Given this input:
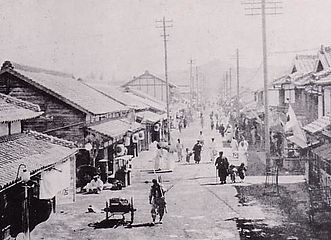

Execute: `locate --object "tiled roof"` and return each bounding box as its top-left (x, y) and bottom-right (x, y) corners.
top-left (0, 93), bottom-right (42, 122)
top-left (122, 70), bottom-right (177, 88)
top-left (88, 118), bottom-right (144, 141)
top-left (0, 131), bottom-right (77, 191)
top-left (273, 54), bottom-right (317, 87)
top-left (123, 87), bottom-right (166, 112)
top-left (316, 46), bottom-right (331, 70)
top-left (272, 75), bottom-right (290, 86)
top-left (1, 62), bottom-right (128, 115)
top-left (292, 55), bottom-right (318, 74)
top-left (303, 114), bottom-right (331, 134)
top-left (314, 73), bottom-right (331, 86)
top-left (85, 83), bottom-right (148, 111)
top-left (136, 110), bottom-right (166, 124)
top-left (293, 73), bottom-right (314, 86)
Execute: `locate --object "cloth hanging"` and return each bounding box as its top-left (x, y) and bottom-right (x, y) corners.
top-left (39, 160), bottom-right (71, 199)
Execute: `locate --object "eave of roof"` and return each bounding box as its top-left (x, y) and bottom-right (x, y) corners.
top-left (0, 93), bottom-right (43, 122)
top-left (122, 71), bottom-right (177, 88)
top-left (87, 118), bottom-right (144, 141)
top-left (136, 110), bottom-right (166, 123)
top-left (0, 131), bottom-right (77, 191)
top-left (303, 114), bottom-right (331, 134)
top-left (84, 83), bottom-right (148, 111)
top-left (0, 64), bottom-right (128, 115)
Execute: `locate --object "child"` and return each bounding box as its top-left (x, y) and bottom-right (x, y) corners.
top-left (228, 165), bottom-right (237, 183)
top-left (185, 148), bottom-right (192, 164)
top-left (237, 163), bottom-right (247, 183)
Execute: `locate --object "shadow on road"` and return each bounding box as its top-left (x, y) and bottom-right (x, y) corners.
top-left (89, 219), bottom-right (155, 229)
top-left (88, 219), bottom-right (127, 229)
top-left (186, 176), bottom-right (214, 181)
top-left (200, 182), bottom-right (222, 186)
top-left (125, 222), bottom-right (156, 228)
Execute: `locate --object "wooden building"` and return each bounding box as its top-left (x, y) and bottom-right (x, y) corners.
top-left (0, 61), bottom-right (129, 145)
top-left (122, 70), bottom-right (177, 103)
top-left (0, 93), bottom-right (77, 240)
top-left (84, 83), bottom-right (167, 151)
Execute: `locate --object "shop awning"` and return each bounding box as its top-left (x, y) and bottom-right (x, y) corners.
top-left (136, 111), bottom-right (166, 124)
top-left (312, 144), bottom-right (331, 159)
top-left (287, 135), bottom-right (308, 149)
top-left (87, 119), bottom-right (145, 142)
top-left (302, 114), bottom-right (331, 134)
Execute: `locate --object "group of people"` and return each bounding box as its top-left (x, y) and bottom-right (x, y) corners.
top-left (154, 142), bottom-right (176, 171)
top-left (215, 151), bottom-right (247, 184)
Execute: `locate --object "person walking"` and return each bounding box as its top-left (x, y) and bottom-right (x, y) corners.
top-left (154, 144), bottom-right (163, 171)
top-left (149, 179), bottom-right (166, 224)
top-left (237, 163), bottom-right (247, 183)
top-left (178, 119), bottom-right (182, 133)
top-left (231, 137), bottom-right (239, 151)
top-left (192, 140), bottom-right (202, 164)
top-left (176, 138), bottom-right (184, 162)
top-left (238, 137), bottom-right (249, 152)
top-left (209, 138), bottom-right (217, 162)
top-left (198, 131), bottom-right (205, 147)
top-left (251, 126), bottom-right (256, 147)
top-left (219, 123), bottom-right (225, 137)
top-left (200, 113), bottom-right (204, 129)
top-left (185, 148), bottom-right (192, 164)
top-left (215, 151), bottom-right (229, 184)
top-left (210, 118), bottom-right (215, 131)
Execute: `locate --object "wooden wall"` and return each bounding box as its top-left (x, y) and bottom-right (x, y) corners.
top-left (0, 72), bottom-right (86, 144)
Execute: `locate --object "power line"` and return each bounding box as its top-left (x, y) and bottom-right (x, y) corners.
top-left (269, 48), bottom-right (319, 55)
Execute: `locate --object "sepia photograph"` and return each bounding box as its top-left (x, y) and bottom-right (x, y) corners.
top-left (0, 0), bottom-right (331, 239)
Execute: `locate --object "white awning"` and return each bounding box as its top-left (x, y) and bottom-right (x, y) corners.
top-left (302, 114), bottom-right (331, 134)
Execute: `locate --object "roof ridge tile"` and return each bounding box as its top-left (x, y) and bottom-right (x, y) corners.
top-left (0, 93), bottom-right (41, 112)
top-left (26, 130), bottom-right (76, 148)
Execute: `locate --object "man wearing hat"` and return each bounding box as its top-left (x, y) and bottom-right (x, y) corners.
top-left (85, 175), bottom-right (104, 193)
top-left (149, 179), bottom-right (166, 224)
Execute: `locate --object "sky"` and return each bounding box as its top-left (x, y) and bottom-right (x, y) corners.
top-left (0, 0), bottom-right (330, 83)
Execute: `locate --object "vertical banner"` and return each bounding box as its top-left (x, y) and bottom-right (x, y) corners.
top-left (55, 155), bottom-right (76, 204)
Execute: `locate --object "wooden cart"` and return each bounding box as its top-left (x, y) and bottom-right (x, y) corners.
top-left (104, 197), bottom-right (136, 225)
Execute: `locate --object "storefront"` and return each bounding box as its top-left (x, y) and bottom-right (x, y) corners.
top-left (0, 131), bottom-right (77, 240)
top-left (86, 118), bottom-right (145, 185)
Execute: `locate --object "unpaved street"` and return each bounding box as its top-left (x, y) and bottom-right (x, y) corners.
top-left (30, 121), bottom-right (288, 240)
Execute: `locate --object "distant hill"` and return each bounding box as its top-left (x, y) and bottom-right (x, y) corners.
top-left (167, 59), bottom-right (289, 96)
top-left (83, 59), bottom-right (289, 95)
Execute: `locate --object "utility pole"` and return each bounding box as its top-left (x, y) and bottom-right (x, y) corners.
top-left (242, 0), bottom-right (282, 168)
top-left (196, 66), bottom-right (199, 107)
top-left (261, 0), bottom-right (269, 162)
top-left (225, 72), bottom-right (228, 101)
top-left (156, 17), bottom-right (173, 144)
top-left (229, 68), bottom-right (232, 101)
top-left (229, 68), bottom-right (232, 117)
top-left (223, 75), bottom-right (226, 102)
top-left (236, 49), bottom-right (240, 120)
top-left (188, 59), bottom-right (195, 109)
top-left (222, 74), bottom-right (226, 102)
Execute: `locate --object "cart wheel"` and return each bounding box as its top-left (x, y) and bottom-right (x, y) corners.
top-left (130, 197), bottom-right (134, 224)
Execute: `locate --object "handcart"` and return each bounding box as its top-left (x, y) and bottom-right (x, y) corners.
top-left (104, 197), bottom-right (136, 225)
